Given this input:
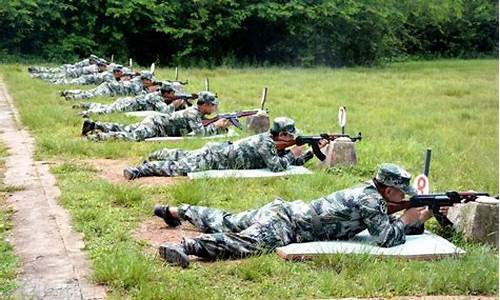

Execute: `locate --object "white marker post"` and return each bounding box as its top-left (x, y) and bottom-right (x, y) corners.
top-left (129, 58), bottom-right (133, 70)
top-left (175, 67), bottom-right (179, 81)
top-left (110, 54), bottom-right (114, 63)
top-left (150, 63), bottom-right (155, 74)
top-left (338, 106), bottom-right (347, 134)
top-left (205, 78), bottom-right (210, 91)
top-left (260, 87), bottom-right (268, 110)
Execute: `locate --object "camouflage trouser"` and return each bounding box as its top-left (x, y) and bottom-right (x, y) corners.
top-left (65, 82), bottom-right (128, 100)
top-left (51, 75), bottom-right (104, 86)
top-left (80, 97), bottom-right (139, 114)
top-left (148, 148), bottom-right (190, 161)
top-left (87, 115), bottom-right (175, 141)
top-left (178, 199), bottom-right (309, 259)
top-left (80, 96), bottom-right (162, 115)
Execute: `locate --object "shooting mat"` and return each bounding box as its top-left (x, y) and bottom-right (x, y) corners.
top-left (187, 166), bottom-right (312, 179)
top-left (277, 229), bottom-right (465, 260)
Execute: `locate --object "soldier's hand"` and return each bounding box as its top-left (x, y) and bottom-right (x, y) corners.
top-left (400, 207), bottom-right (426, 225)
top-left (172, 99), bottom-right (184, 108)
top-left (290, 145), bottom-right (304, 157)
top-left (213, 119), bottom-right (230, 129)
top-left (318, 138), bottom-right (329, 149)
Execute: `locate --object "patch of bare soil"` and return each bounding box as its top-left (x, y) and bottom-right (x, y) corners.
top-left (87, 158), bottom-right (181, 186)
top-left (133, 217), bottom-right (201, 255)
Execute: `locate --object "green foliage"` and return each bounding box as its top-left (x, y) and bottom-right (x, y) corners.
top-left (0, 1), bottom-right (497, 65)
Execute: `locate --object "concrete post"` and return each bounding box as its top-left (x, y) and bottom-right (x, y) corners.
top-left (317, 137), bottom-right (358, 167)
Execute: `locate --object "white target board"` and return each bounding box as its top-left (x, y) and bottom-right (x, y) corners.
top-left (338, 106), bottom-right (346, 127)
top-left (414, 174), bottom-right (430, 195)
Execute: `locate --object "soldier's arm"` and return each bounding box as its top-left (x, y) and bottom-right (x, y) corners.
top-left (189, 118), bottom-right (219, 136)
top-left (258, 139), bottom-right (293, 172)
top-left (358, 195), bottom-right (407, 247)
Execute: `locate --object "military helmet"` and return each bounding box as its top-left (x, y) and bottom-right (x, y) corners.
top-left (140, 71), bottom-right (153, 81)
top-left (112, 65), bottom-right (124, 72)
top-left (375, 163), bottom-right (417, 196)
top-left (197, 91), bottom-right (219, 105)
top-left (160, 84), bottom-right (174, 94)
top-left (270, 117), bottom-right (299, 137)
top-left (89, 54), bottom-right (99, 63)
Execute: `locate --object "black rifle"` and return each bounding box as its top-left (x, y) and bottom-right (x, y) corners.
top-left (202, 110), bottom-right (260, 129)
top-left (387, 191), bottom-right (496, 227)
top-left (295, 132), bottom-right (362, 161)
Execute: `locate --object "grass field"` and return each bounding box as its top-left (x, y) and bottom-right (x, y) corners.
top-left (0, 59), bottom-right (498, 299)
top-left (0, 142), bottom-right (19, 299)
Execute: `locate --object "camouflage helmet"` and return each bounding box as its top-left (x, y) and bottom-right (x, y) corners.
top-left (160, 84), bottom-right (174, 94)
top-left (140, 71), bottom-right (153, 81)
top-left (89, 54), bottom-right (99, 63)
top-left (112, 65), bottom-right (124, 72)
top-left (97, 59), bottom-right (108, 67)
top-left (197, 91), bottom-right (219, 105)
top-left (270, 117), bottom-right (299, 137)
top-left (375, 163), bottom-right (416, 196)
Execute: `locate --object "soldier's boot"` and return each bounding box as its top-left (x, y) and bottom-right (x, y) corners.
top-left (81, 119), bottom-right (96, 136)
top-left (158, 243), bottom-right (189, 268)
top-left (79, 111), bottom-right (90, 118)
top-left (153, 205), bottom-right (181, 227)
top-left (123, 167), bottom-right (141, 180)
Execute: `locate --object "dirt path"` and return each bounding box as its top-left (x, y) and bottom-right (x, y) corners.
top-left (0, 78), bottom-right (106, 299)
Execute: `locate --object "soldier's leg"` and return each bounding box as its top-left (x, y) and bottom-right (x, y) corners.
top-left (177, 199), bottom-right (290, 233)
top-left (67, 83), bottom-right (111, 100)
top-left (125, 160), bottom-right (192, 179)
top-left (180, 214), bottom-right (296, 260)
top-left (147, 148), bottom-right (190, 161)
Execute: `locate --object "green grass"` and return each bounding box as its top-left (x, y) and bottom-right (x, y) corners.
top-left (0, 143), bottom-right (19, 298)
top-left (0, 59), bottom-right (498, 299)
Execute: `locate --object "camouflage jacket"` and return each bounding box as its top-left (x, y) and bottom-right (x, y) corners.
top-left (293, 181), bottom-right (413, 247)
top-left (199, 133), bottom-right (313, 172)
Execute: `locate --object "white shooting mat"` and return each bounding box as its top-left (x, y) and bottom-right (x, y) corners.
top-left (187, 166), bottom-right (313, 180)
top-left (125, 111), bottom-right (170, 118)
top-left (145, 129), bottom-right (238, 142)
top-left (276, 229), bottom-right (465, 260)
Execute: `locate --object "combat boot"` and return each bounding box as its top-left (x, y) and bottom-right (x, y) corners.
top-left (158, 243), bottom-right (190, 268)
top-left (154, 205), bottom-right (181, 227)
top-left (81, 119), bottom-right (96, 136)
top-left (123, 167), bottom-right (142, 180)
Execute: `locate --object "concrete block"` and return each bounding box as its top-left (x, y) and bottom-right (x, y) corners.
top-left (245, 115), bottom-right (270, 133)
top-left (447, 200), bottom-right (498, 247)
top-left (318, 137), bottom-right (357, 168)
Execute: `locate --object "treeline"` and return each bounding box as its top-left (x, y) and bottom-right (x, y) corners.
top-left (0, 0), bottom-right (497, 66)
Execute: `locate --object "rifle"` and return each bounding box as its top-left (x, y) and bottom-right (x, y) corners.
top-left (202, 110), bottom-right (260, 129)
top-left (289, 132), bottom-right (362, 161)
top-left (165, 93), bottom-right (198, 107)
top-left (387, 191), bottom-right (496, 227)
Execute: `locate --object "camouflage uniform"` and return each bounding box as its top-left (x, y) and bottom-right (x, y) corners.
top-left (161, 164), bottom-right (420, 262)
top-left (63, 76), bottom-right (148, 100)
top-left (28, 55), bottom-right (101, 73)
top-left (86, 105), bottom-right (221, 141)
top-left (79, 91), bottom-right (175, 115)
top-left (34, 64), bottom-right (100, 80)
top-left (48, 71), bottom-right (114, 85)
top-left (132, 132), bottom-right (313, 177)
